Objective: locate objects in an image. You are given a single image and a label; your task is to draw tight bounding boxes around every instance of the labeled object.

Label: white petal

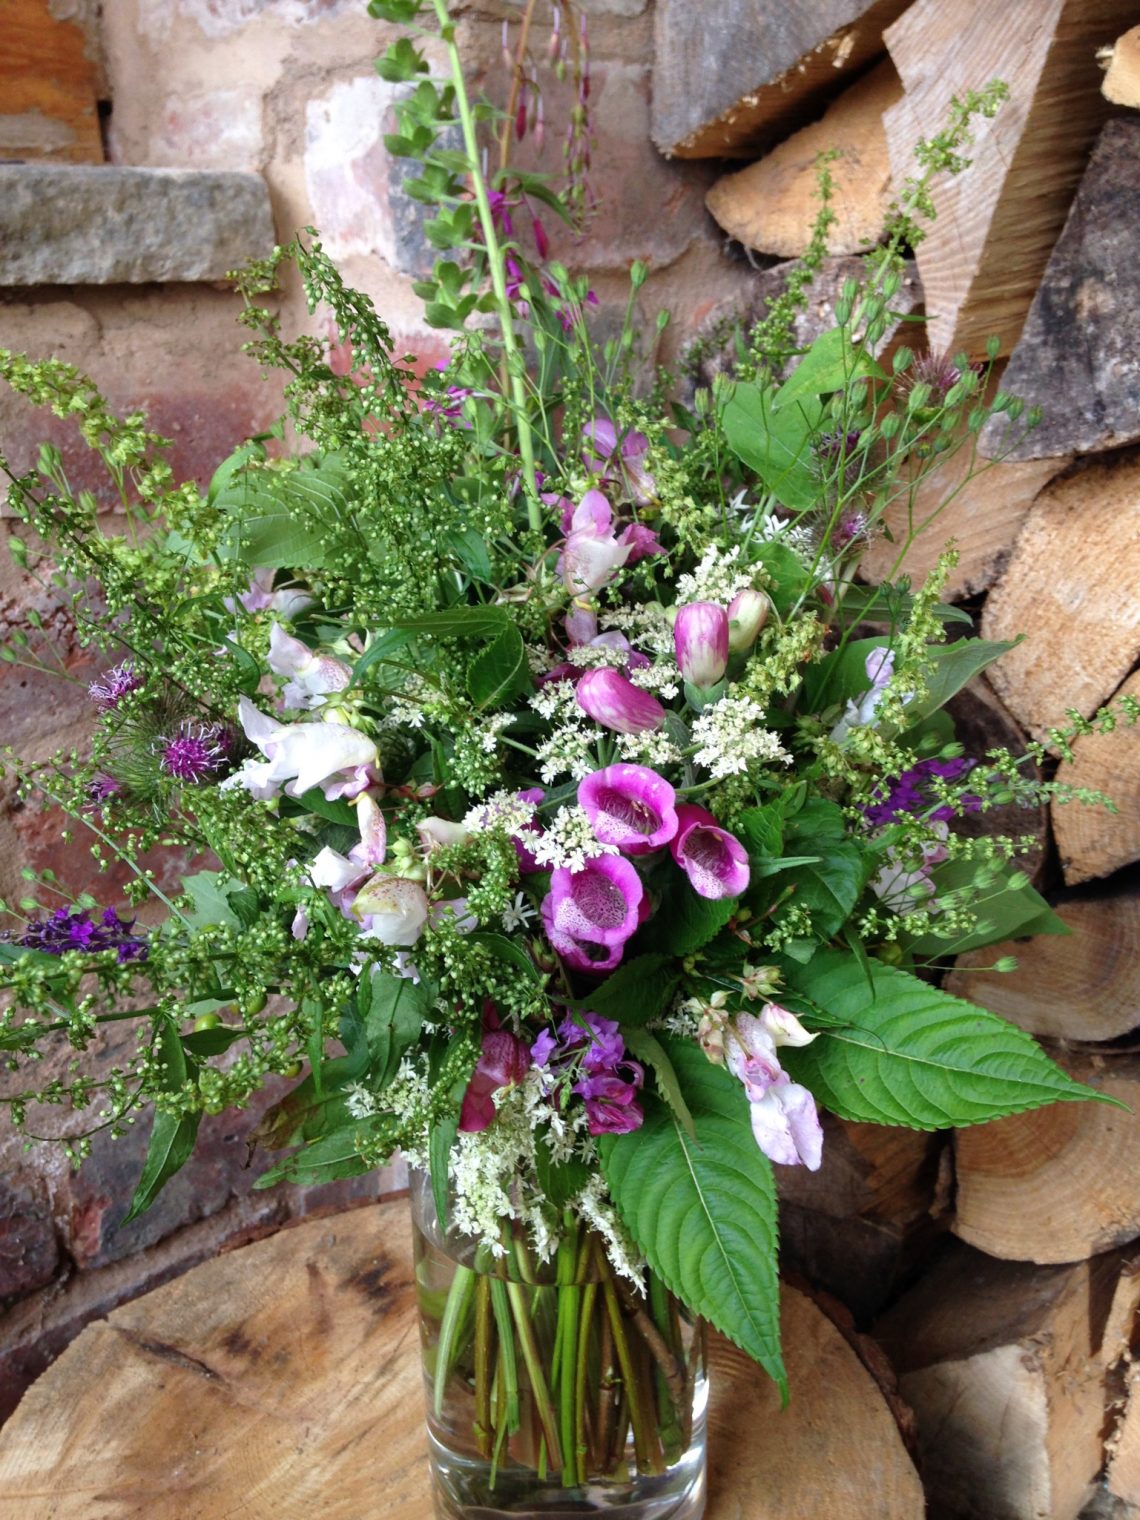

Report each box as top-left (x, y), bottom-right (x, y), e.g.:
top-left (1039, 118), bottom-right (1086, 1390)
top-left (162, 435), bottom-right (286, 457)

top-left (355, 877), bottom-right (430, 947)
top-left (237, 695), bottom-right (284, 751)
top-left (309, 846), bottom-right (362, 894)
top-left (268, 622), bottom-right (314, 679)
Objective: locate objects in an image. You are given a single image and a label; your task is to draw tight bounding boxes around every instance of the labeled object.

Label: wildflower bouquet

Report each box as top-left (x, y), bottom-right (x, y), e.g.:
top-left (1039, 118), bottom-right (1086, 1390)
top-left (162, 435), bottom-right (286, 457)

top-left (0, 4), bottom-right (1123, 1514)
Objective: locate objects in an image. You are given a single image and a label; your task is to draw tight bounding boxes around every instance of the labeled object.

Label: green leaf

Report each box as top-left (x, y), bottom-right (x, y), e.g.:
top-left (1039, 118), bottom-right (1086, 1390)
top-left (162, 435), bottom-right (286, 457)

top-left (289, 788), bottom-right (360, 828)
top-left (781, 949), bottom-right (1105, 1130)
top-left (902, 862), bottom-right (1069, 958)
top-left (359, 968), bottom-right (432, 1088)
top-left (390, 607), bottom-right (511, 639)
top-left (349, 628), bottom-right (416, 688)
top-left (375, 36), bottom-right (429, 82)
top-left (584, 954), bottom-right (679, 1028)
top-left (216, 456), bottom-right (350, 570)
top-left (180, 871), bottom-right (243, 930)
top-left (786, 838), bottom-right (865, 939)
top-left (600, 1041), bottom-right (784, 1391)
top-left (534, 1139), bottom-right (592, 1209)
top-left (430, 1114), bottom-right (459, 1228)
top-left (469, 931), bottom-right (541, 983)
top-left (254, 1122), bottom-right (383, 1188)
top-left (623, 1028), bottom-right (694, 1138)
top-left (721, 380), bottom-right (823, 512)
top-left (639, 879), bottom-right (737, 957)
top-left (468, 623), bottom-right (530, 709)
top-left (773, 327), bottom-right (885, 410)
top-left (906, 638), bottom-right (1020, 723)
top-left (799, 637), bottom-right (890, 714)
top-left (123, 1111), bottom-right (201, 1223)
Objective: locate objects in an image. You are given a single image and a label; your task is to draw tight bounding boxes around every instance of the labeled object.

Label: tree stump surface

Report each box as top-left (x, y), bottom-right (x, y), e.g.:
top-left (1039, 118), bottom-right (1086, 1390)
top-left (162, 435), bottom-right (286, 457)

top-left (0, 1199), bottom-right (923, 1519)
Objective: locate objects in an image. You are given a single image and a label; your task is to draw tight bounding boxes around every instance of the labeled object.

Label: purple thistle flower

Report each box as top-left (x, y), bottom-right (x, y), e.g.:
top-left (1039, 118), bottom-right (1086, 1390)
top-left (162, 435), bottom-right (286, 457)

top-left (88, 661), bottom-right (142, 711)
top-left (815, 429), bottom-right (862, 462)
top-left (864, 756), bottom-right (980, 827)
top-left (15, 906), bottom-right (147, 963)
top-left (834, 509), bottom-right (870, 548)
top-left (159, 722), bottom-right (230, 783)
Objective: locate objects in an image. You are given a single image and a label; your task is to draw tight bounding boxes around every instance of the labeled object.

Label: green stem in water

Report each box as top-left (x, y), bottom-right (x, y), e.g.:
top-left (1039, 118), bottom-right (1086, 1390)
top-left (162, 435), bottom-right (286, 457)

top-left (489, 1276), bottom-right (521, 1435)
top-left (473, 1275), bottom-right (493, 1457)
top-left (574, 1281), bottom-right (598, 1486)
top-left (434, 1263), bottom-right (476, 1419)
top-left (557, 1284), bottom-right (581, 1487)
top-left (507, 1279), bottom-right (564, 1471)
top-left (429, 0), bottom-right (542, 533)
top-left (602, 1272), bottom-right (658, 1475)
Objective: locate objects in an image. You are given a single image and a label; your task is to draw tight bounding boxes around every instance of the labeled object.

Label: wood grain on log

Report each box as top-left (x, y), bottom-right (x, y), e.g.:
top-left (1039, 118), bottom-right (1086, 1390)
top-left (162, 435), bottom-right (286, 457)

top-left (1053, 671), bottom-right (1140, 885)
top-left (876, 1242), bottom-right (1136, 1520)
top-left (1101, 25), bottom-right (1140, 106)
top-left (705, 59), bottom-right (902, 258)
top-left (0, 1200), bottom-right (924, 1518)
top-left (981, 457), bottom-right (1140, 742)
top-left (0, 0), bottom-right (104, 164)
top-left (858, 442), bottom-right (1068, 604)
top-left (882, 0), bottom-right (1130, 359)
top-left (652, 0), bottom-right (910, 159)
top-left (979, 120), bottom-right (1140, 461)
top-left (954, 1052), bottom-right (1140, 1263)
top-left (1109, 1366), bottom-right (1140, 1507)
top-left (946, 895), bottom-right (1140, 1043)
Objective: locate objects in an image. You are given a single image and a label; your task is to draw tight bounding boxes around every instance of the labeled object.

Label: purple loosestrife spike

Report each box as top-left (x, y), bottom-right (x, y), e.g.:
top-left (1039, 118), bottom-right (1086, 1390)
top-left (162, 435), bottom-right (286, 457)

top-left (578, 763), bottom-right (678, 855)
top-left (674, 602), bottom-right (729, 688)
top-left (670, 803), bottom-right (750, 900)
top-left (727, 589), bottom-right (770, 653)
top-left (575, 668), bottom-right (665, 735)
top-left (159, 723), bottom-right (230, 782)
top-left (88, 661), bottom-right (142, 711)
top-left (15, 906), bottom-right (147, 963)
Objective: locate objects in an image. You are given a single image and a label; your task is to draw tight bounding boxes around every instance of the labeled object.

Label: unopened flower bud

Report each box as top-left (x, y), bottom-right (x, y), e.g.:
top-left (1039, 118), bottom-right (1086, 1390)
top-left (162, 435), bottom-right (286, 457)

top-left (674, 602), bottom-right (729, 688)
top-left (727, 588), bottom-right (770, 653)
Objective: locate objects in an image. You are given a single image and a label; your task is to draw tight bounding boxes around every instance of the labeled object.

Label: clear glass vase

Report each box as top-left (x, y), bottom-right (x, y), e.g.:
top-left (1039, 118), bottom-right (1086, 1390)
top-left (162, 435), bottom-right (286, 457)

top-left (410, 1169), bottom-right (708, 1519)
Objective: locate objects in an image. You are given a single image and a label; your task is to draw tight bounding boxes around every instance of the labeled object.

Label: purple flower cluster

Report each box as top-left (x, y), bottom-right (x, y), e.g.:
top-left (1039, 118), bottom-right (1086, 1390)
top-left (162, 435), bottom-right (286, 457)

top-left (159, 722), bottom-right (231, 783)
top-left (864, 757), bottom-right (981, 827)
top-left (16, 906), bottom-right (148, 962)
top-left (88, 661), bottom-right (142, 711)
top-left (532, 1012), bottom-right (644, 1135)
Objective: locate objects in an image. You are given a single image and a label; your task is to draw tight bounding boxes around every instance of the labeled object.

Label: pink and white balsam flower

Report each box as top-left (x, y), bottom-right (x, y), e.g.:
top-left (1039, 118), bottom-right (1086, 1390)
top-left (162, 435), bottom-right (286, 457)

top-left (267, 623), bottom-right (351, 711)
top-left (542, 854), bottom-right (645, 973)
top-left (223, 696), bottom-right (379, 801)
top-left (575, 668), bottom-right (665, 735)
top-left (560, 490), bottom-right (631, 595)
top-left (724, 1004), bottom-right (823, 1170)
top-left (578, 763), bottom-right (678, 855)
top-left (669, 803), bottom-right (750, 899)
top-left (674, 602), bottom-right (730, 688)
top-left (829, 647), bottom-right (896, 746)
top-left (582, 417), bottom-right (657, 506)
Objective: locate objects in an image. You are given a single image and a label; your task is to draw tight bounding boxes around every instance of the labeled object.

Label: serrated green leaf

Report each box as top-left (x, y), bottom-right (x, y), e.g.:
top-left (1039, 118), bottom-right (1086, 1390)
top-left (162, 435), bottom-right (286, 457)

top-left (390, 607), bottom-right (511, 639)
top-left (600, 1041), bottom-right (784, 1391)
top-left (583, 954), bottom-right (679, 1027)
top-left (781, 949), bottom-right (1105, 1129)
top-left (623, 1028), bottom-right (694, 1138)
top-left (639, 878), bottom-right (737, 957)
top-left (468, 623), bottom-right (530, 709)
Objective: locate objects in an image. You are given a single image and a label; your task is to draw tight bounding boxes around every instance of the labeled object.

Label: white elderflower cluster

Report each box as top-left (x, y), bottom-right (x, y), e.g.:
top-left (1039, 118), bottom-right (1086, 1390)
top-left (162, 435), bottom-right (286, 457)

top-left (574, 1173), bottom-right (646, 1291)
top-left (464, 789), bottom-right (538, 837)
top-left (753, 507), bottom-right (817, 563)
top-left (691, 696), bottom-right (791, 779)
top-left (528, 804), bottom-right (618, 872)
top-left (675, 545), bottom-right (754, 607)
top-left (629, 664), bottom-right (680, 700)
top-left (344, 1082), bottom-right (380, 1119)
top-left (566, 643), bottom-right (630, 669)
top-left (617, 729), bottom-right (683, 768)
top-left (600, 605), bottom-right (673, 656)
top-left (478, 713), bottom-right (514, 753)
top-left (530, 679), bottom-right (580, 723)
top-left (536, 722), bottom-right (606, 784)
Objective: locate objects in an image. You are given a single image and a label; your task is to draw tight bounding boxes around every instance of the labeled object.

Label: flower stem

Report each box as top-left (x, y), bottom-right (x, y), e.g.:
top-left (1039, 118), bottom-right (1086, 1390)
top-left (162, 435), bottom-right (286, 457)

top-left (507, 1279), bottom-right (564, 1470)
top-left (430, 0), bottom-right (542, 533)
top-left (434, 1262), bottom-right (476, 1419)
top-left (574, 1281), bottom-right (598, 1485)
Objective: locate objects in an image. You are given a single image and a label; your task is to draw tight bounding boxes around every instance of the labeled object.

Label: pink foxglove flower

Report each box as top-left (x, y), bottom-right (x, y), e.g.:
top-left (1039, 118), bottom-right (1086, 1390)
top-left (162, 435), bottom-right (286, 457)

top-left (578, 764), bottom-right (678, 854)
top-left (674, 602), bottom-right (729, 688)
top-left (267, 623), bottom-right (351, 711)
top-left (575, 668), bottom-right (665, 735)
top-left (670, 803), bottom-right (750, 899)
top-left (459, 1005), bottom-right (532, 1133)
top-left (542, 855), bottom-right (644, 972)
top-left (224, 696), bottom-right (379, 801)
top-left (727, 589), bottom-right (770, 653)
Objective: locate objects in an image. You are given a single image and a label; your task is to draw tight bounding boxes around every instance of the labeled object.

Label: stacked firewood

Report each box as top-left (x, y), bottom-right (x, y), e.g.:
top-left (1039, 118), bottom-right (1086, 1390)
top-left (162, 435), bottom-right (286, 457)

top-left (656, 3), bottom-right (1140, 1516)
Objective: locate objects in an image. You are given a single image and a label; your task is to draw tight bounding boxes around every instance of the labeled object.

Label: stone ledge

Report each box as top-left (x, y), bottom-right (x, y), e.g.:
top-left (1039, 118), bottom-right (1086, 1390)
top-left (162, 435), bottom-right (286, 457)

top-left (0, 165), bottom-right (275, 285)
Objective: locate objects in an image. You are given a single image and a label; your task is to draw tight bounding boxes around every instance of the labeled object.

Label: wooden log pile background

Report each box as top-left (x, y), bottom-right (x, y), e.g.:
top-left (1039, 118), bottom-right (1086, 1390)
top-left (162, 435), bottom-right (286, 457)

top-left (661, 1), bottom-right (1140, 1514)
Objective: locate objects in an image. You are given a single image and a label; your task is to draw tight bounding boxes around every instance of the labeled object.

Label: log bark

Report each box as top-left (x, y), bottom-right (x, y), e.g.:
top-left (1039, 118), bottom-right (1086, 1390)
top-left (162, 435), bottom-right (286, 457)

top-left (1101, 24), bottom-right (1140, 106)
top-left (652, 0), bottom-right (910, 159)
top-left (876, 1242), bottom-right (1137, 1520)
top-left (1053, 671), bottom-right (1140, 885)
top-left (705, 59), bottom-right (903, 258)
top-left (776, 1116), bottom-right (945, 1320)
top-left (945, 895), bottom-right (1140, 1044)
top-left (1109, 1365), bottom-right (1140, 1507)
top-left (858, 440), bottom-right (1068, 603)
top-left (882, 0), bottom-right (1131, 359)
top-left (953, 1051), bottom-right (1140, 1263)
top-left (979, 119), bottom-right (1140, 461)
top-left (981, 455), bottom-right (1140, 743)
top-left (0, 1198), bottom-right (925, 1519)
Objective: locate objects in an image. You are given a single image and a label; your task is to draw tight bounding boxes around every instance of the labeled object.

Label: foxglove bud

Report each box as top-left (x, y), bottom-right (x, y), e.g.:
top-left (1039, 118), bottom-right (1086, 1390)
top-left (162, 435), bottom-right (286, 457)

top-left (674, 602), bottom-right (729, 688)
top-left (576, 668), bottom-right (665, 735)
top-left (727, 589), bottom-right (770, 653)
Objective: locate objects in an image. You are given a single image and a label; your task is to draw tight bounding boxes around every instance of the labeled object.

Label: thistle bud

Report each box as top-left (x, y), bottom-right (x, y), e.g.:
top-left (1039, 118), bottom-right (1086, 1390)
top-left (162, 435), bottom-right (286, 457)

top-left (727, 588), bottom-right (770, 653)
top-left (674, 602), bottom-right (729, 688)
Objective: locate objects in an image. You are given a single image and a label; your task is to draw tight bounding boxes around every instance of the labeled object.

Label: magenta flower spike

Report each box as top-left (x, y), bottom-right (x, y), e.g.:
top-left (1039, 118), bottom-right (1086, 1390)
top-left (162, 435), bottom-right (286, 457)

top-left (542, 854), bottom-right (644, 971)
top-left (674, 602), bottom-right (730, 689)
top-left (670, 802), bottom-right (750, 900)
top-left (575, 668), bottom-right (666, 735)
top-left (578, 763), bottom-right (678, 855)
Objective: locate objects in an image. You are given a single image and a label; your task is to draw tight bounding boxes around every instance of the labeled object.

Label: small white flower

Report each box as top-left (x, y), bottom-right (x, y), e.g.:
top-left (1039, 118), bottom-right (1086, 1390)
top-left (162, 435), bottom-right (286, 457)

top-left (675, 545), bottom-right (754, 607)
top-left (345, 1082), bottom-right (379, 1119)
top-left (691, 695), bottom-right (790, 780)
top-left (528, 805), bottom-right (618, 872)
top-left (501, 892), bottom-right (536, 934)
